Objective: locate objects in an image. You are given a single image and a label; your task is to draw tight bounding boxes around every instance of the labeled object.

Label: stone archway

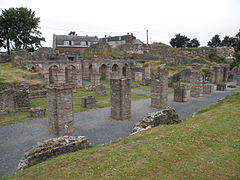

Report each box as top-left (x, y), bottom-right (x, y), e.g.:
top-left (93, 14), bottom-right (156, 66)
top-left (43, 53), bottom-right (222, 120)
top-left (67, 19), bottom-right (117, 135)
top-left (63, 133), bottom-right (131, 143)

top-left (99, 64), bottom-right (107, 80)
top-left (112, 64), bottom-right (120, 73)
top-left (89, 64), bottom-right (93, 79)
top-left (65, 65), bottom-right (76, 83)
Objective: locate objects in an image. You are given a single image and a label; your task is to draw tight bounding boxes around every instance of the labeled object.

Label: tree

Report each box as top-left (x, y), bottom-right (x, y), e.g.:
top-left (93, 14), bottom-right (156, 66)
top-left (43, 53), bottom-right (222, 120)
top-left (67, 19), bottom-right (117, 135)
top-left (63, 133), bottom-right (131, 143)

top-left (170, 33), bottom-right (190, 48)
top-left (221, 36), bottom-right (236, 47)
top-left (187, 38), bottom-right (200, 47)
top-left (0, 7), bottom-right (45, 54)
top-left (207, 34), bottom-right (221, 47)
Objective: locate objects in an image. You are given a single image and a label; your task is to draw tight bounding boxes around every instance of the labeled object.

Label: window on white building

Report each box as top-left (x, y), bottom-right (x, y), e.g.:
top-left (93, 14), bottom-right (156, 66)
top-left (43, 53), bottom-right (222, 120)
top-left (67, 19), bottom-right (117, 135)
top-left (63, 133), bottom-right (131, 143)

top-left (64, 41), bottom-right (70, 46)
top-left (80, 41), bottom-right (87, 46)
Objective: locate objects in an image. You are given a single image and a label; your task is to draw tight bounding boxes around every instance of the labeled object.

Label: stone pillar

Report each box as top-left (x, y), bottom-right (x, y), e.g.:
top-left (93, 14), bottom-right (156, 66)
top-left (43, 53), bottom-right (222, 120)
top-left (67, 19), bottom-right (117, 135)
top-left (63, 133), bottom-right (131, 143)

top-left (174, 84), bottom-right (187, 102)
top-left (82, 61), bottom-right (90, 80)
top-left (203, 84), bottom-right (215, 94)
top-left (75, 69), bottom-right (83, 88)
top-left (209, 66), bottom-right (215, 84)
top-left (223, 64), bottom-right (229, 82)
top-left (134, 72), bottom-right (143, 81)
top-left (236, 75), bottom-right (240, 85)
top-left (144, 63), bottom-right (151, 79)
top-left (216, 83), bottom-right (226, 91)
top-left (110, 78), bottom-right (131, 120)
top-left (90, 73), bottom-right (100, 86)
top-left (106, 66), bottom-right (111, 80)
top-left (215, 65), bottom-right (221, 84)
top-left (190, 63), bottom-right (203, 98)
top-left (151, 67), bottom-right (168, 108)
top-left (48, 84), bottom-right (74, 135)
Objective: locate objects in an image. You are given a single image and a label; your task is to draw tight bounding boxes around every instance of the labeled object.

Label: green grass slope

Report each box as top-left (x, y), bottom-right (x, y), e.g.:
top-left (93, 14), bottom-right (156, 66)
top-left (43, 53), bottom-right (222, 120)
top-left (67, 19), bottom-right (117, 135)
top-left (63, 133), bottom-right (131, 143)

top-left (0, 63), bottom-right (45, 84)
top-left (7, 92), bottom-right (240, 180)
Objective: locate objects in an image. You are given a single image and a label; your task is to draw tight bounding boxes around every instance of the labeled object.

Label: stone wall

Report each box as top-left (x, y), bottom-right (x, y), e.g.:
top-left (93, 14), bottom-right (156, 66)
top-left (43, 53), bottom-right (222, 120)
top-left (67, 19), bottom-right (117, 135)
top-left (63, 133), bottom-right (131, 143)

top-left (174, 84), bottom-right (187, 102)
top-left (16, 136), bottom-right (91, 172)
top-left (0, 83), bottom-right (30, 114)
top-left (48, 84), bottom-right (74, 135)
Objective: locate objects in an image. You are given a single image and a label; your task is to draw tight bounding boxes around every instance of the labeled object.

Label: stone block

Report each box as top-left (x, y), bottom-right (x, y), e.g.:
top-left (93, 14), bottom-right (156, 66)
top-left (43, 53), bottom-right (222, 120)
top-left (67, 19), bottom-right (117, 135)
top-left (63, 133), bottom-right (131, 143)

top-left (174, 84), bottom-right (187, 102)
top-left (216, 83), bottom-right (226, 91)
top-left (28, 107), bottom-right (46, 117)
top-left (81, 95), bottom-right (96, 108)
top-left (135, 72), bottom-right (143, 81)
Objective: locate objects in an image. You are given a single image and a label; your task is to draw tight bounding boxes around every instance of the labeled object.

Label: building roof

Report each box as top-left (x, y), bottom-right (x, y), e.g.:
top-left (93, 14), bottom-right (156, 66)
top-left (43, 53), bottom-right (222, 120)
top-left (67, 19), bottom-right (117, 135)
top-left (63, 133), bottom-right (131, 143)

top-left (54, 35), bottom-right (99, 42)
top-left (101, 34), bottom-right (136, 42)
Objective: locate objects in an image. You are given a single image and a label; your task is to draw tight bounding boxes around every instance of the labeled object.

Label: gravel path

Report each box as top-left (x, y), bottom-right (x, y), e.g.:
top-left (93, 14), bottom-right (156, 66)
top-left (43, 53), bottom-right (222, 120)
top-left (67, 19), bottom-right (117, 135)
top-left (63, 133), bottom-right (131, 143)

top-left (0, 82), bottom-right (239, 177)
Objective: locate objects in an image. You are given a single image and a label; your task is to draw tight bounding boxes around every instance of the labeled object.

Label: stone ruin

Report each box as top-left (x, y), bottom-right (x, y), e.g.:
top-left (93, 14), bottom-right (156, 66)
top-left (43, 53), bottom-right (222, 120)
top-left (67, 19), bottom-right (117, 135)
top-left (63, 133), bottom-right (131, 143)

top-left (151, 65), bottom-right (168, 109)
top-left (216, 83), bottom-right (227, 91)
top-left (174, 84), bottom-right (187, 102)
top-left (95, 84), bottom-right (107, 96)
top-left (48, 83), bottom-right (74, 135)
top-left (132, 106), bottom-right (181, 135)
top-left (0, 83), bottom-right (29, 114)
top-left (134, 72), bottom-right (143, 81)
top-left (110, 77), bottom-right (131, 120)
top-left (190, 63), bottom-right (203, 98)
top-left (81, 95), bottom-right (96, 108)
top-left (16, 136), bottom-right (91, 172)
top-left (209, 64), bottom-right (229, 84)
top-left (202, 84), bottom-right (215, 94)
top-left (28, 107), bottom-right (46, 117)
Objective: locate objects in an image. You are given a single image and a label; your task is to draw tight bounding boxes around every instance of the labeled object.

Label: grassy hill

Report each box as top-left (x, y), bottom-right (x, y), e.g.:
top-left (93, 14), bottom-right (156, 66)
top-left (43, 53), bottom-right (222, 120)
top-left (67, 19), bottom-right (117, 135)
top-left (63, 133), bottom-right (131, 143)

top-left (7, 92), bottom-right (240, 180)
top-left (0, 63), bottom-right (45, 84)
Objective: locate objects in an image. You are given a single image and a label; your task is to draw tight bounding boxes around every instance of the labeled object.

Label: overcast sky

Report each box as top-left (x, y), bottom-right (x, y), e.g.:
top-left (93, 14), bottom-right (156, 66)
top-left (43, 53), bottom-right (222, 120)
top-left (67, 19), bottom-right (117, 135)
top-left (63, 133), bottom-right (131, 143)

top-left (1, 0), bottom-right (239, 47)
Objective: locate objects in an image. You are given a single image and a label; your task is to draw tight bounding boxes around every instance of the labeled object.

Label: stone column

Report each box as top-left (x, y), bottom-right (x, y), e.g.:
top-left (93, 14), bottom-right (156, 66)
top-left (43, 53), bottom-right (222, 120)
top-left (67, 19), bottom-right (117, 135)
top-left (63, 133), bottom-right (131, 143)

top-left (144, 63), bottom-right (151, 80)
top-left (209, 66), bottom-right (215, 84)
top-left (110, 77), bottom-right (131, 120)
top-left (223, 64), bottom-right (229, 82)
top-left (215, 65), bottom-right (221, 84)
top-left (190, 63), bottom-right (203, 98)
top-left (174, 84), bottom-right (187, 102)
top-left (134, 72), bottom-right (143, 81)
top-left (48, 84), bottom-right (74, 135)
top-left (75, 69), bottom-right (83, 88)
top-left (151, 67), bottom-right (168, 108)
top-left (90, 73), bottom-right (100, 86)
top-left (236, 74), bottom-right (240, 85)
top-left (106, 66), bottom-right (111, 80)
top-left (82, 61), bottom-right (90, 80)
top-left (203, 84), bottom-right (215, 94)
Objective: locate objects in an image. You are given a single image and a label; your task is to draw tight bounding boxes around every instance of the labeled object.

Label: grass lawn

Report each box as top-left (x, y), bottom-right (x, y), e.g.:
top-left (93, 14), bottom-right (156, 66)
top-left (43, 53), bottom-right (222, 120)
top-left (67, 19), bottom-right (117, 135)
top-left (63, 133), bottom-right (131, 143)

top-left (0, 62), bottom-right (45, 84)
top-left (0, 87), bottom-right (150, 127)
top-left (7, 92), bottom-right (240, 180)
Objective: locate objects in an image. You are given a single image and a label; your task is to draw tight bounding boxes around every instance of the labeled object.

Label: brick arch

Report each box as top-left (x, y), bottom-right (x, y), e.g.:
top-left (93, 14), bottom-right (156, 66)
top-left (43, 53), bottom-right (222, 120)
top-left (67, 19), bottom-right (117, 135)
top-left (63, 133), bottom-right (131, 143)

top-left (112, 64), bottom-right (120, 73)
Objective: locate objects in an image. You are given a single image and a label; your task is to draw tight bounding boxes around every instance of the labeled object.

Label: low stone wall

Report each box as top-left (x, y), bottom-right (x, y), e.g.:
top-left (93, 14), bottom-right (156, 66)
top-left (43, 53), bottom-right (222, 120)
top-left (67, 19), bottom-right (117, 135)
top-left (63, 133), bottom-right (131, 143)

top-left (28, 107), bottom-right (46, 117)
top-left (16, 136), bottom-right (91, 172)
top-left (132, 106), bottom-right (181, 135)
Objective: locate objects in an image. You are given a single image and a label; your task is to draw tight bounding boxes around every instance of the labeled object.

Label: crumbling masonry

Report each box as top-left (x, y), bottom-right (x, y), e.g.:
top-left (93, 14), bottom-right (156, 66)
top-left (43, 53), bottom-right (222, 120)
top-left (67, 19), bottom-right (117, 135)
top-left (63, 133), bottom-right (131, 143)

top-left (174, 84), bottom-right (187, 102)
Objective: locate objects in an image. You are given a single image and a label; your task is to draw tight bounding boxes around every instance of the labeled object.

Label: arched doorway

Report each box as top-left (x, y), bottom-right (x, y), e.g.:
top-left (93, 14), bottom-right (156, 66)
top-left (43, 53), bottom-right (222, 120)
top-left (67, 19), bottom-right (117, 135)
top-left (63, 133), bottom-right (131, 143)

top-left (65, 65), bottom-right (76, 83)
top-left (112, 64), bottom-right (119, 73)
top-left (99, 64), bottom-right (107, 80)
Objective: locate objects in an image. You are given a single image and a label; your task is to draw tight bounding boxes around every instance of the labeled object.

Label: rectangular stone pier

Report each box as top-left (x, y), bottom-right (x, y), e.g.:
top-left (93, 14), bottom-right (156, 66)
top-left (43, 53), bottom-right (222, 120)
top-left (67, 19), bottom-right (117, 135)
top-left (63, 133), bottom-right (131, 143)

top-left (47, 84), bottom-right (74, 135)
top-left (110, 77), bottom-right (131, 120)
top-left (151, 68), bottom-right (168, 108)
